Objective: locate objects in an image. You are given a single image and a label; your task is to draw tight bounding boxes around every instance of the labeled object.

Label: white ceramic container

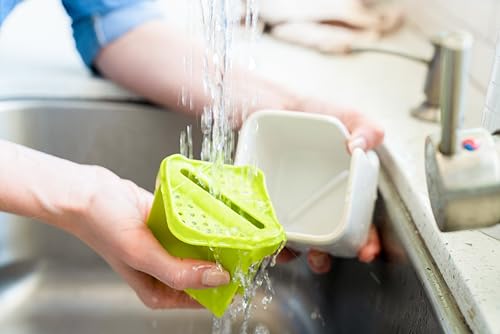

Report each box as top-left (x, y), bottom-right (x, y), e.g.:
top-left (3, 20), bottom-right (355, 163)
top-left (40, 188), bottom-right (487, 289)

top-left (234, 110), bottom-right (379, 257)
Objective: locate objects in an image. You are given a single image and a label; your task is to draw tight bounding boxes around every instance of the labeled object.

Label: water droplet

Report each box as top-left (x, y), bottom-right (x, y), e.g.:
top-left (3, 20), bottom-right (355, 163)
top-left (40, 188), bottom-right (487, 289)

top-left (254, 324), bottom-right (270, 334)
top-left (261, 295), bottom-right (272, 308)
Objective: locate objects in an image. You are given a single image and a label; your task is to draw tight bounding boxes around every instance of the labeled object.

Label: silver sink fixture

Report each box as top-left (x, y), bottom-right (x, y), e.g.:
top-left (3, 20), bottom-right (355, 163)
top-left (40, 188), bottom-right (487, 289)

top-left (0, 99), bottom-right (469, 333)
top-left (351, 32), bottom-right (470, 123)
top-left (425, 31), bottom-right (500, 231)
top-left (482, 33), bottom-right (500, 133)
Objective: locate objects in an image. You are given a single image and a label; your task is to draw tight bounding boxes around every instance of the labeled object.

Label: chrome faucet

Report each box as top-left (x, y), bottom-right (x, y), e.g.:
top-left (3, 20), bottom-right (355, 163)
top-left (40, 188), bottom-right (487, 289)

top-left (424, 31), bottom-right (500, 231)
top-left (482, 35), bottom-right (500, 133)
top-left (351, 33), bottom-right (464, 122)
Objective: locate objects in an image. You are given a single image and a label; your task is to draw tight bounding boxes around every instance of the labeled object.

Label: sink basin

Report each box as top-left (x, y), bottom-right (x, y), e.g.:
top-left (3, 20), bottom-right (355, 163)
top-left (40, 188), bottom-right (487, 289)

top-left (0, 99), bottom-right (467, 333)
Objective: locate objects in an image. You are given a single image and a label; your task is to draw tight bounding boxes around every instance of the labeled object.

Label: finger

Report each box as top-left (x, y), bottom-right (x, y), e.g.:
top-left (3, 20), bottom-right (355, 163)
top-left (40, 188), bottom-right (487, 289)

top-left (307, 250), bottom-right (332, 274)
top-left (338, 109), bottom-right (384, 153)
top-left (110, 259), bottom-right (201, 309)
top-left (124, 229), bottom-right (230, 290)
top-left (348, 123), bottom-right (385, 153)
top-left (357, 225), bottom-right (381, 263)
top-left (276, 247), bottom-right (300, 263)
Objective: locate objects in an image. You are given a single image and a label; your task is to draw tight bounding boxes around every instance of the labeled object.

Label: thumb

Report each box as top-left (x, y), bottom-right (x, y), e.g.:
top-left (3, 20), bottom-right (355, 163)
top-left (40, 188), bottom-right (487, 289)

top-left (127, 231), bottom-right (231, 290)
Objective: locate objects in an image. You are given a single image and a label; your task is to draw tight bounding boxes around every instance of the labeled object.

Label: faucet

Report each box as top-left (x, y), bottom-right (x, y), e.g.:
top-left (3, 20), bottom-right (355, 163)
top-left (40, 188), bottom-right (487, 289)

top-left (424, 31), bottom-right (500, 231)
top-left (350, 33), bottom-right (459, 122)
top-left (482, 36), bottom-right (500, 133)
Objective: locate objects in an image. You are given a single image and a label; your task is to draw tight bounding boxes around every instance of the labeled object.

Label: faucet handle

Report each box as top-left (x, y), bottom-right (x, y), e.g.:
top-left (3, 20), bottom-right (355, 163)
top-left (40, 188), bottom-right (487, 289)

top-left (438, 31), bottom-right (473, 156)
top-left (412, 31), bottom-right (473, 123)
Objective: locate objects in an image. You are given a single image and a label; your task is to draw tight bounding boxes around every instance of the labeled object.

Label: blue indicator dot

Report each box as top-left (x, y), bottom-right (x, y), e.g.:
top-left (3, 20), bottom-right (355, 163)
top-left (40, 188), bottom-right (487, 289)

top-left (463, 143), bottom-right (475, 151)
top-left (462, 138), bottom-right (480, 151)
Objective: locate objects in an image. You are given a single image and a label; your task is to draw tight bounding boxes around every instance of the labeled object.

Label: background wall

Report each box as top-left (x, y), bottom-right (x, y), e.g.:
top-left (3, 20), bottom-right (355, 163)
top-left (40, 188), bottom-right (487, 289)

top-left (401, 0), bottom-right (499, 97)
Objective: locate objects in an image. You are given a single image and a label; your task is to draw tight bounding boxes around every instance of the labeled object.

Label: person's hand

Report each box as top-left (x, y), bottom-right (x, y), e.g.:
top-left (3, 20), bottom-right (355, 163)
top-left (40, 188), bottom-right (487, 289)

top-left (289, 96), bottom-right (385, 273)
top-left (54, 166), bottom-right (230, 309)
top-left (306, 225), bottom-right (381, 273)
top-left (293, 96), bottom-right (385, 154)
top-left (278, 224), bottom-right (381, 273)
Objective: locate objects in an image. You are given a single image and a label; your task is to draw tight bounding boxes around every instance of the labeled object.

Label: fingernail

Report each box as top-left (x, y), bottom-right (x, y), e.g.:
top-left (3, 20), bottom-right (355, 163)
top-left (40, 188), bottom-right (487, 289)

top-left (202, 268), bottom-right (230, 287)
top-left (348, 136), bottom-right (367, 154)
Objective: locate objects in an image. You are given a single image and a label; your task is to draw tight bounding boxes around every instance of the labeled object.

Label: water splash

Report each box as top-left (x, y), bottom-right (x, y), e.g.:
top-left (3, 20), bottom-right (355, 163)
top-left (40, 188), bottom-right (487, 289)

top-left (181, 0), bottom-right (196, 112)
top-left (211, 256), bottom-right (274, 334)
top-left (211, 241), bottom-right (284, 334)
top-left (253, 324), bottom-right (270, 334)
top-left (240, 0), bottom-right (260, 123)
top-left (180, 125), bottom-right (194, 159)
top-left (310, 305), bottom-right (326, 327)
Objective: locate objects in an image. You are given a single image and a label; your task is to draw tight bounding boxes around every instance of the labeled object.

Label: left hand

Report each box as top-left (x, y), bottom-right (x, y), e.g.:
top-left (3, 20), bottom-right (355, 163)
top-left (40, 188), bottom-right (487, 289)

top-left (285, 96), bottom-right (385, 273)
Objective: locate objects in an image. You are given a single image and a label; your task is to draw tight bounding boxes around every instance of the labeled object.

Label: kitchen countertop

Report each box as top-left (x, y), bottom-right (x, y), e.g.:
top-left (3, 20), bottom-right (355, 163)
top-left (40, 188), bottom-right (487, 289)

top-left (1, 0), bottom-right (499, 332)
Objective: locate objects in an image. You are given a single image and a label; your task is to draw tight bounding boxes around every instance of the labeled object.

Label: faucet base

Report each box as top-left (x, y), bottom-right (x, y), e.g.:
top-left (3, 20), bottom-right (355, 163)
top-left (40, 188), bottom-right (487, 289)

top-left (425, 128), bottom-right (500, 231)
top-left (411, 102), bottom-right (440, 123)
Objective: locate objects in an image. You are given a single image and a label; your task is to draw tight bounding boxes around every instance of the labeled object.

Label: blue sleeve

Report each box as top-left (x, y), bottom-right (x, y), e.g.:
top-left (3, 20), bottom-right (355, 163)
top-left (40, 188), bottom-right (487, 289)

top-left (62, 0), bottom-right (164, 68)
top-left (0, 0), bottom-right (21, 25)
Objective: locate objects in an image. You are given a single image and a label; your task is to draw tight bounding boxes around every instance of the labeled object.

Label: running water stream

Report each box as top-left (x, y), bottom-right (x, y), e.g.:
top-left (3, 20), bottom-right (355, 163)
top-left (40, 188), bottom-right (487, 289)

top-left (179, 1), bottom-right (278, 333)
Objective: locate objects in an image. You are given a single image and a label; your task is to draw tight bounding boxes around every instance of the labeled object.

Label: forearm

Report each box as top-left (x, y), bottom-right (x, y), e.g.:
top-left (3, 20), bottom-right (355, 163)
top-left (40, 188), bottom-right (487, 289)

top-left (95, 21), bottom-right (300, 125)
top-left (94, 20), bottom-right (383, 149)
top-left (0, 140), bottom-right (96, 231)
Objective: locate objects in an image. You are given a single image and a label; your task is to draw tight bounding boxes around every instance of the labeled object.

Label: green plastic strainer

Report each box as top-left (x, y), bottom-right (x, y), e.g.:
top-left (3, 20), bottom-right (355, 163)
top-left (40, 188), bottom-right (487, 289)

top-left (146, 154), bottom-right (285, 317)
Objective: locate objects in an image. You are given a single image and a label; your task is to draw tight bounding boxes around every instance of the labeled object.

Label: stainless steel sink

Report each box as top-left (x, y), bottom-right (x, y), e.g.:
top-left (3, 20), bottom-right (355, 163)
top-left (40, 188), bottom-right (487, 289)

top-left (0, 99), bottom-right (469, 333)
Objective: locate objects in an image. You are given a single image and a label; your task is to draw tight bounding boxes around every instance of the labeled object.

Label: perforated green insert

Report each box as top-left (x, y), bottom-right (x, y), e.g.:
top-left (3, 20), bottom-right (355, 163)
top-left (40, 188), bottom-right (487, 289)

top-left (146, 154), bottom-right (285, 317)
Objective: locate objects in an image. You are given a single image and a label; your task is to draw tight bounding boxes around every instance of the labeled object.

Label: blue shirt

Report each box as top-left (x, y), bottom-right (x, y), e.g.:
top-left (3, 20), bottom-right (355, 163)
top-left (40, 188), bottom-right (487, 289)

top-left (0, 0), bottom-right (163, 68)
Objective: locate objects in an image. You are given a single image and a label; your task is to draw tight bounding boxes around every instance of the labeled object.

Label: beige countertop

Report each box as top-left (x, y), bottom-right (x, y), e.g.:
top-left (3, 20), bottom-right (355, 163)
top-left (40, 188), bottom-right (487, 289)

top-left (1, 0), bottom-right (499, 332)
